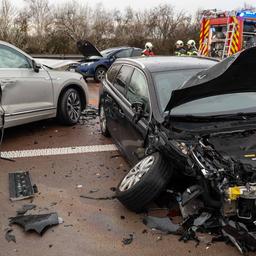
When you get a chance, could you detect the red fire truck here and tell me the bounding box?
[199,10,256,59]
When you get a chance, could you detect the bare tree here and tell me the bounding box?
[0,0,16,41]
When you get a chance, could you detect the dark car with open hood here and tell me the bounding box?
[99,49,256,253]
[69,40,142,82]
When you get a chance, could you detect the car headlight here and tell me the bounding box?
[81,62,93,67]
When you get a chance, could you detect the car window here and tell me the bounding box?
[132,49,142,57]
[107,64,121,83]
[115,49,133,58]
[126,69,150,113]
[113,65,134,95]
[0,44,31,69]
[153,69,204,112]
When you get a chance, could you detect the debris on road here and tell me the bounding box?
[143,216,182,234]
[9,213,61,235]
[16,204,36,215]
[80,195,116,201]
[9,171,38,201]
[122,234,133,245]
[79,105,98,125]
[5,229,16,243]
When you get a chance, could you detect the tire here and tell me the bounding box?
[116,152,172,212]
[95,67,107,82]
[58,88,82,125]
[99,104,110,137]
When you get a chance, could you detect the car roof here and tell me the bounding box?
[103,46,141,52]
[116,56,219,72]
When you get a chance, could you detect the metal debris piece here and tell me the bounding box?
[79,105,98,124]
[122,234,133,245]
[143,216,182,234]
[221,220,256,254]
[9,171,37,201]
[80,195,116,200]
[9,213,60,235]
[193,212,212,227]
[16,204,36,215]
[5,229,16,243]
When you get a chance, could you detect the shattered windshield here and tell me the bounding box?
[153,69,204,112]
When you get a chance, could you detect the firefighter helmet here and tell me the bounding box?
[145,42,153,51]
[175,40,184,47]
[187,39,196,47]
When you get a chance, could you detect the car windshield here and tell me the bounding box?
[153,69,204,112]
[100,49,114,57]
[171,93,256,117]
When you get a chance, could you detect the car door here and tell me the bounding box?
[0,43,54,127]
[104,64,134,149]
[119,68,151,164]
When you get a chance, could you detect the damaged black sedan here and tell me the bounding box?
[99,49,256,252]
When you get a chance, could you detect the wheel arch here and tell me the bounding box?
[57,83,87,114]
[95,64,108,72]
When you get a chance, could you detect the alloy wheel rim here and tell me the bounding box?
[67,92,81,122]
[119,155,155,192]
[97,70,105,81]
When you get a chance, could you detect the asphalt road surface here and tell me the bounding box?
[0,82,245,256]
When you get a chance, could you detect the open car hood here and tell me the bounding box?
[0,86,3,130]
[77,40,102,58]
[165,47,256,112]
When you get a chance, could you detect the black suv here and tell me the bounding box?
[99,50,256,232]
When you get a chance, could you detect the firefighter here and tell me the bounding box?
[186,40,198,56]
[142,42,155,56]
[174,40,186,56]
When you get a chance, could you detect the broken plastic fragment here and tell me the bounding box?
[143,216,182,234]
[5,229,16,243]
[16,204,36,215]
[122,234,133,245]
[9,213,59,235]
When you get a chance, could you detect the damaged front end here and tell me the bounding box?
[160,126,256,253]
[184,136,256,222]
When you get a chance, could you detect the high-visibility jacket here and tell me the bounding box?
[174,48,186,56]
[187,47,198,56]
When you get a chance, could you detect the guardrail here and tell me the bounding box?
[31,54,84,60]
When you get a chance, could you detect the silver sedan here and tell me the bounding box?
[0,41,89,128]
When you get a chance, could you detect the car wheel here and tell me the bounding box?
[95,67,107,82]
[116,152,172,212]
[58,88,82,125]
[99,104,110,137]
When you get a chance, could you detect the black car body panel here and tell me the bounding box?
[77,40,103,58]
[166,47,256,111]
[100,53,256,241]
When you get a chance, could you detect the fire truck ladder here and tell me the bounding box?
[222,18,237,59]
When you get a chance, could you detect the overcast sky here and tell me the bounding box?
[12,0,256,14]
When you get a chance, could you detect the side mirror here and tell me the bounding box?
[131,102,146,123]
[32,60,41,73]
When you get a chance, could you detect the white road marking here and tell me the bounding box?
[1,144,118,159]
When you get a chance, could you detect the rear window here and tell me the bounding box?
[132,49,142,57]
